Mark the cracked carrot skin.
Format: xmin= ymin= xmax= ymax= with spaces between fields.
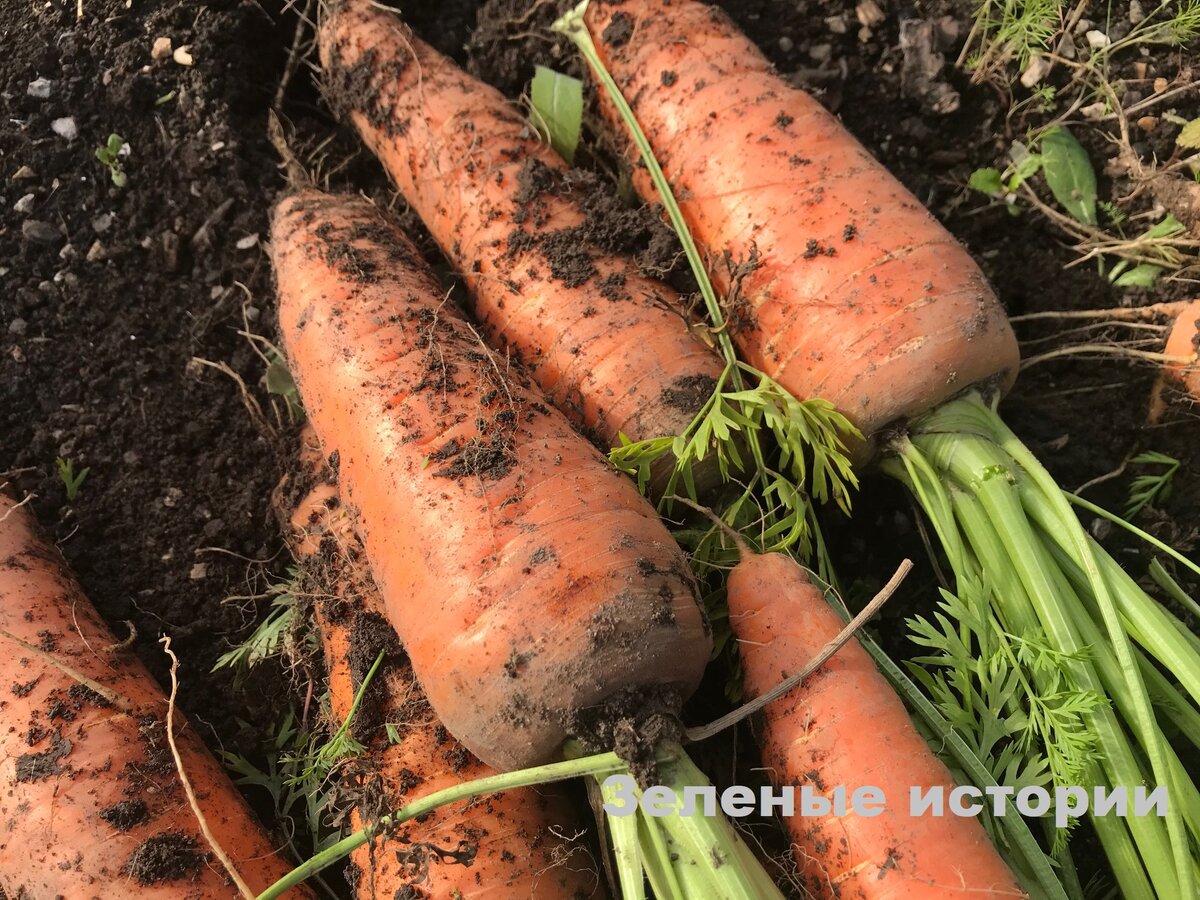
xmin=277 ymin=432 xmax=604 ymax=899
xmin=318 ymin=0 xmax=726 ymax=459
xmin=727 ymin=550 xmax=1026 ymax=899
xmin=271 ymin=189 xmax=710 ymax=773
xmin=586 ymin=0 xmax=1021 ymax=441
xmin=0 ymin=493 xmax=309 ymax=900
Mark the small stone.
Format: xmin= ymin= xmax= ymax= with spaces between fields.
xmin=1129 ymin=0 xmax=1145 ymax=23
xmin=151 ymin=36 xmax=173 ymax=60
xmin=37 ymin=280 xmax=55 ymax=294
xmin=245 ymin=305 xmax=261 ymax=322
xmin=10 ymin=346 xmax=25 ymax=363
xmin=856 ymin=0 xmax=884 ymax=27
xmin=86 ymin=240 xmax=106 ymax=262
xmin=189 ymin=563 xmax=209 ymax=580
xmin=1081 ymin=101 xmax=1108 ymax=119
xmin=56 ymin=270 xmax=79 ymax=288
xmin=91 ymin=213 xmax=113 ymax=234
xmin=173 ymin=46 xmax=194 ymax=66
xmin=235 ymin=233 xmax=259 ymax=250
xmin=1020 ymin=55 xmax=1053 ymax=88
xmin=777 ymin=36 xmax=794 ymax=52
xmin=163 ymin=487 xmax=183 ymax=508
xmin=808 ymin=43 xmax=832 ymax=62
xmin=26 ymin=77 xmax=51 ymax=99
xmin=1137 ymin=115 xmax=1158 ymax=132
xmin=12 ymin=165 xmax=36 ymax=180
xmin=58 ymin=243 xmax=76 ymax=260
xmin=50 ymin=117 xmax=77 ymax=140
xmin=1074 ymin=18 xmax=1092 ymax=34
xmin=1134 ymin=61 xmax=1148 ymax=79
xmin=1085 ymin=30 xmax=1110 ymax=49
xmin=9 ymin=319 xmax=28 ymax=337
xmin=13 ymin=193 xmax=35 ymax=214
xmin=825 ymin=14 xmax=848 ymax=34
xmin=1154 ymin=76 xmax=1169 ymax=94
xmin=22 ymin=219 xmax=60 ymax=244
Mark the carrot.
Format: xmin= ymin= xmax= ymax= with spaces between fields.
xmin=270 ymin=188 xmax=710 ymax=773
xmin=1162 ymin=299 xmax=1200 ymax=397
xmin=318 ymin=0 xmax=726 ymax=471
xmin=0 ymin=492 xmax=309 ymax=898
xmin=582 ymin=0 xmax=1020 ymax=439
xmin=723 ymin=540 xmax=1025 ymax=898
xmin=276 ymin=430 xmax=604 ymax=898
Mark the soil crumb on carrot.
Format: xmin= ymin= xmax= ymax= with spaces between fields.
xmin=125 ymin=831 xmax=203 ymax=884
xmin=100 ymin=798 xmax=150 ymax=831
xmin=563 ymin=686 xmax=683 ymax=787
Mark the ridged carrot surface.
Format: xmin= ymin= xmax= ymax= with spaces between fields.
xmin=271 ymin=190 xmax=710 ymax=772
xmin=585 ymin=0 xmax=1020 ymax=440
xmin=0 ymin=493 xmax=309 ymax=899
xmin=1164 ymin=299 xmax=1200 ymax=397
xmin=727 ymin=548 xmax=1026 ymax=898
xmin=319 ymin=0 xmax=725 ymax=460
xmin=278 ymin=431 xmax=604 ymax=898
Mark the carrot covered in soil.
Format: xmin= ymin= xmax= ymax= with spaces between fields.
xmin=725 ymin=541 xmax=1025 ymax=898
xmin=270 ymin=189 xmax=710 ymax=773
xmin=1162 ymin=299 xmax=1200 ymax=398
xmin=276 ymin=431 xmax=604 ymax=898
xmin=583 ymin=0 xmax=1020 ymax=440
xmin=0 ymin=493 xmax=309 ymax=899
xmin=318 ymin=0 xmax=726 ymax=464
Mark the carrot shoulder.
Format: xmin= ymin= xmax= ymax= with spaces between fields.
xmin=278 ymin=431 xmax=604 ymax=898
xmin=319 ymin=0 xmax=725 ymax=455
xmin=584 ymin=0 xmax=1020 ymax=439
xmin=271 ymin=189 xmax=710 ymax=772
xmin=0 ymin=493 xmax=308 ymax=898
xmin=727 ymin=550 xmax=1025 ymax=898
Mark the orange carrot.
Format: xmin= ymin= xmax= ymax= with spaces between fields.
xmin=318 ymin=0 xmax=726 ymax=466
xmin=725 ymin=544 xmax=1025 ymax=898
xmin=270 ymin=189 xmax=710 ymax=772
xmin=277 ymin=430 xmax=604 ymax=898
xmin=1163 ymin=299 xmax=1200 ymax=397
xmin=584 ymin=0 xmax=1020 ymax=439
xmin=0 ymin=492 xmax=309 ymax=898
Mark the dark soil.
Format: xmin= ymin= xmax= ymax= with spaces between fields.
xmin=2 ymin=0 xmax=1198 ymax=895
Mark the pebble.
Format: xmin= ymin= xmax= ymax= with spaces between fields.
xmin=1154 ymin=76 xmax=1168 ymax=94
xmin=809 ymin=43 xmax=832 ymax=62
xmin=189 ymin=563 xmax=209 ymax=580
xmin=9 ymin=319 xmax=28 ymax=337
xmin=13 ymin=193 xmax=35 ymax=214
xmin=58 ymin=243 xmax=76 ymax=260
xmin=12 ymin=165 xmax=36 ymax=180
xmin=87 ymin=240 xmax=107 ymax=262
xmin=22 ymin=219 xmax=60 ymax=244
xmin=26 ymin=77 xmax=51 ymax=99
xmin=778 ymin=36 xmax=794 ymax=52
xmin=163 ymin=487 xmax=184 ymax=508
xmin=1085 ymin=30 xmax=1110 ymax=49
xmin=173 ymin=46 xmax=194 ymax=66
xmin=151 ymin=36 xmax=173 ymax=60
xmin=92 ymin=212 xmax=113 ymax=234
xmin=235 ymin=233 xmax=259 ymax=250
xmin=37 ymin=280 xmax=55 ymax=294
xmin=1020 ymin=55 xmax=1053 ymax=87
xmin=1137 ymin=115 xmax=1159 ymax=132
xmin=825 ymin=14 xmax=848 ymax=34
xmin=246 ymin=305 xmax=261 ymax=322
xmin=1129 ymin=0 xmax=1145 ymax=23
xmin=50 ymin=117 xmax=77 ymax=140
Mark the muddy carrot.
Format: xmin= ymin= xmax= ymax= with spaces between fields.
xmin=0 ymin=492 xmax=310 ymax=898
xmin=724 ymin=541 xmax=1026 ymax=898
xmin=318 ymin=0 xmax=726 ymax=473
xmin=583 ymin=0 xmax=1020 ymax=439
xmin=270 ymin=189 xmax=710 ymax=773
xmin=1162 ymin=299 xmax=1200 ymax=398
xmin=276 ymin=430 xmax=604 ymax=898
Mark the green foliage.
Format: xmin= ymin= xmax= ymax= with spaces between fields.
xmin=1179 ymin=118 xmax=1200 ymax=149
xmin=1125 ymin=451 xmax=1181 ymax=518
xmin=55 ymin=456 xmax=90 ymax=501
xmin=265 ymin=349 xmax=304 ymax=420
xmin=530 ymin=65 xmax=583 ymax=163
xmin=94 ymin=133 xmax=128 ymax=188
xmin=1040 ymin=126 xmax=1097 ymax=226
xmin=213 ymin=572 xmax=301 ymax=672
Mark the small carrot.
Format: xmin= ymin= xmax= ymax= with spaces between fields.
xmin=0 ymin=492 xmax=309 ymax=898
xmin=1162 ymin=298 xmax=1200 ymax=398
xmin=277 ymin=430 xmax=604 ymax=898
xmin=722 ymin=539 xmax=1026 ymax=897
xmin=582 ymin=0 xmax=1021 ymax=440
xmin=271 ymin=189 xmax=711 ymax=773
xmin=318 ymin=0 xmax=726 ymax=476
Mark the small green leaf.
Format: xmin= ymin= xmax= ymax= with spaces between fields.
xmin=1142 ymin=213 xmax=1185 ymax=240
xmin=1006 ymin=153 xmax=1043 ymax=191
xmin=111 ymin=170 xmax=128 ymax=188
xmin=107 ymin=133 xmax=124 ymax=154
xmin=1039 ymin=126 xmax=1097 ymax=225
xmin=265 ymin=360 xmax=297 ymax=396
xmin=1178 ymin=118 xmax=1200 ymax=149
xmin=530 ymin=65 xmax=583 ymax=164
xmin=1112 ymin=263 xmax=1163 ymax=288
xmin=968 ymin=167 xmax=1004 ymax=195
xmin=155 ymin=90 xmax=177 ymax=106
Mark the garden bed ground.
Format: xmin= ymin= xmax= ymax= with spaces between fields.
xmin=2 ymin=0 xmax=1198 ymax=895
